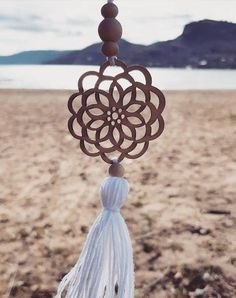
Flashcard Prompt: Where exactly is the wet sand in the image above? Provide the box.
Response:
[0,89,235,297]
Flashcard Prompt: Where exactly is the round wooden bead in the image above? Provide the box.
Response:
[109,163,125,177]
[102,42,119,57]
[98,18,122,42]
[101,3,118,18]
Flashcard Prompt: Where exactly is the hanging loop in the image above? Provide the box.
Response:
[108,56,116,66]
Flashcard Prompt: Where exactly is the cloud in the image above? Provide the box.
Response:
[67,17,96,27]
[0,13,47,32]
[0,12,83,36]
[0,13,40,22]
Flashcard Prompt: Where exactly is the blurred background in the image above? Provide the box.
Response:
[0,0,236,89]
[0,0,235,297]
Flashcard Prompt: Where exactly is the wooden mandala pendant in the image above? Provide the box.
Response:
[67,1,166,164]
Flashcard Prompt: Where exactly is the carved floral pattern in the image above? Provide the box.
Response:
[68,60,165,163]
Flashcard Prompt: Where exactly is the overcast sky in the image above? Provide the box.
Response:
[0,0,236,55]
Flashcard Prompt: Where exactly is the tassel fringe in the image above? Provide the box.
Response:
[56,209,134,298]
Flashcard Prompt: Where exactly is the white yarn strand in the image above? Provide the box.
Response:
[56,177,134,298]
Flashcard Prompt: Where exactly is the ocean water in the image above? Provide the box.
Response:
[0,65,235,90]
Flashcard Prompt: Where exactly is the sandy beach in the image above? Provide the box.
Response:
[0,89,235,298]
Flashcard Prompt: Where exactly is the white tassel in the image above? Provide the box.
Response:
[56,177,134,298]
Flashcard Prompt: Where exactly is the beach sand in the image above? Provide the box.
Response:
[0,89,235,297]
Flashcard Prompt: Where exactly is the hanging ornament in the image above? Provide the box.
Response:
[56,1,165,297]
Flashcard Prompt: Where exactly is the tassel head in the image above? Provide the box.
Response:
[101,177,129,211]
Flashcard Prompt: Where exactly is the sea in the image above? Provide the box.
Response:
[0,65,235,90]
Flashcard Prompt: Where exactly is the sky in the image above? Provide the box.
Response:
[0,0,236,55]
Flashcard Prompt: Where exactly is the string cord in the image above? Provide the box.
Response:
[108,56,116,66]
[107,0,117,65]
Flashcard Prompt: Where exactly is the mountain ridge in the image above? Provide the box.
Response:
[0,19,235,69]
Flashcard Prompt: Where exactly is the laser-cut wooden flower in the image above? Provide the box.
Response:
[68,60,165,163]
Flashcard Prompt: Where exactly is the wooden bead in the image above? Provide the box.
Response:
[109,163,125,177]
[98,18,122,42]
[101,3,118,18]
[102,42,119,57]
